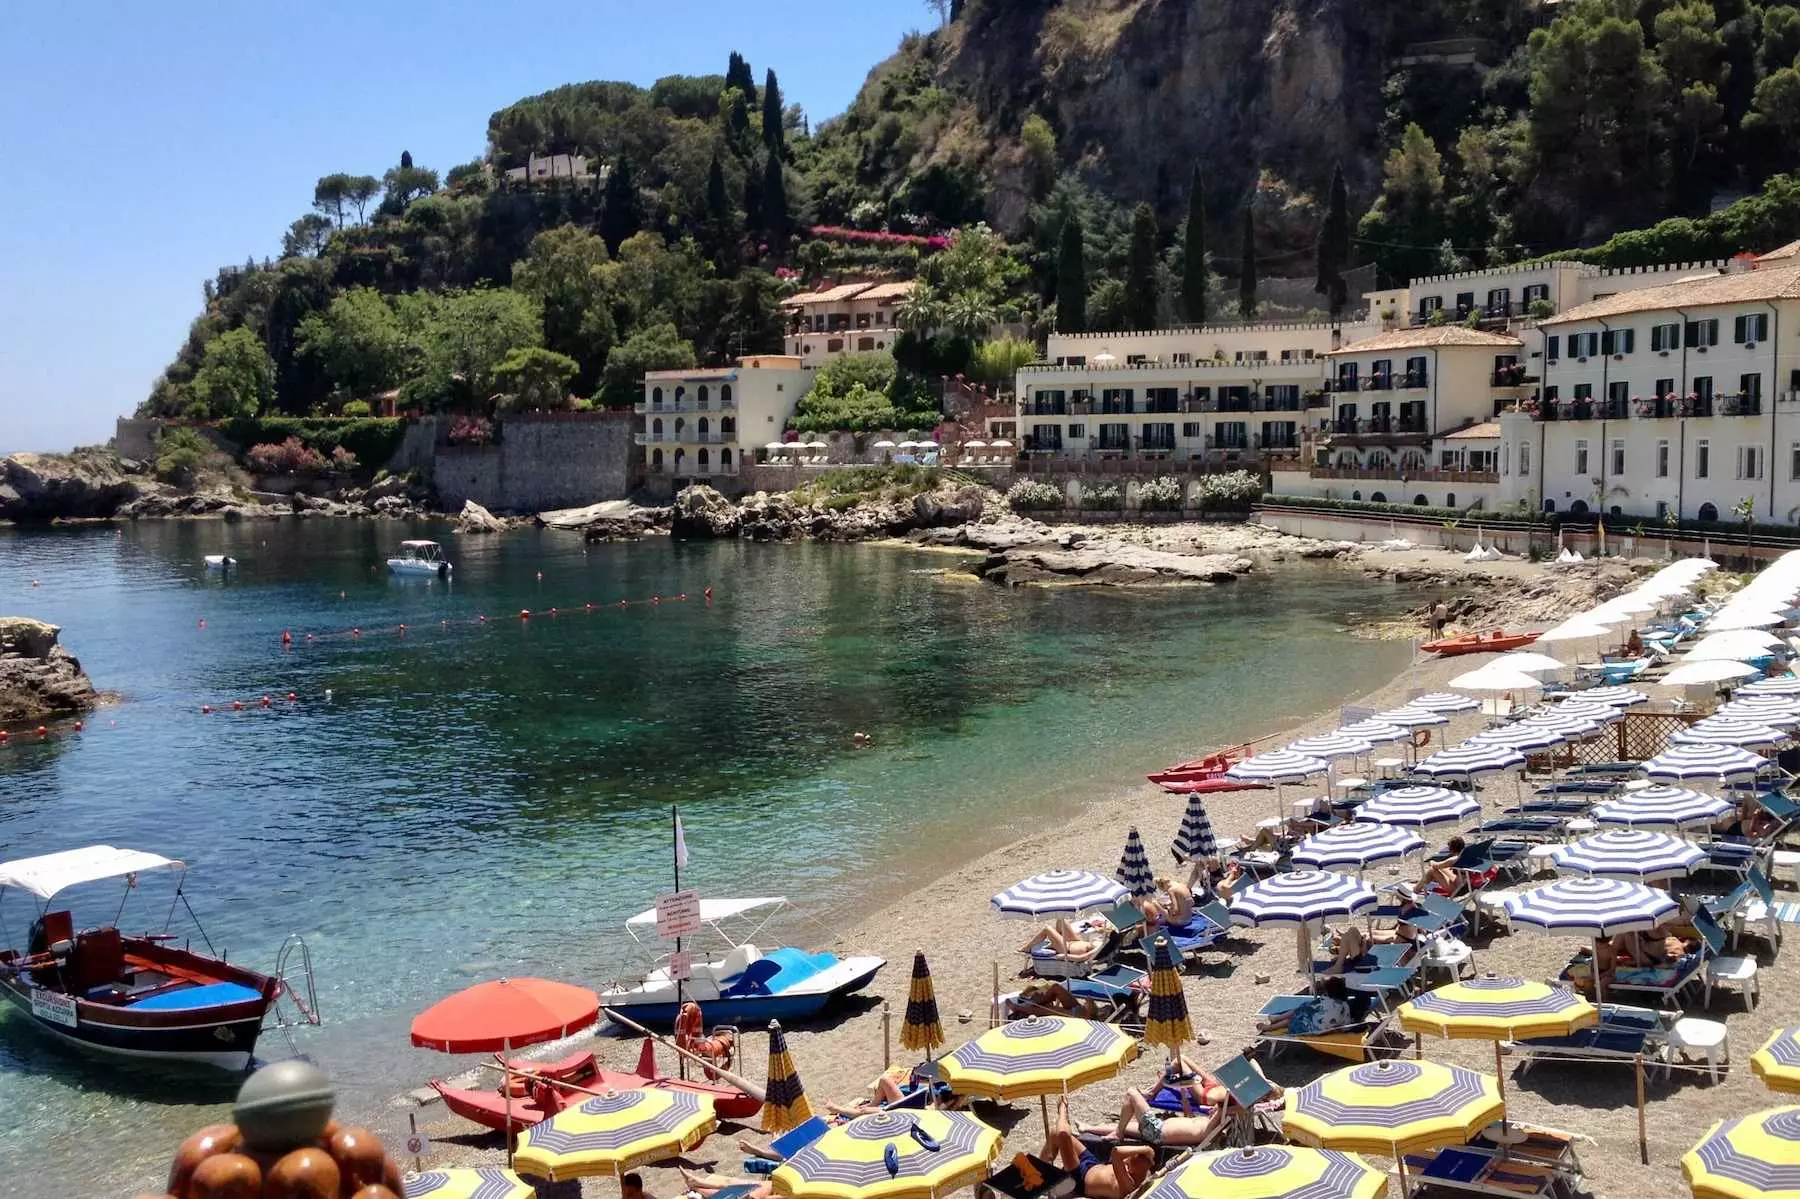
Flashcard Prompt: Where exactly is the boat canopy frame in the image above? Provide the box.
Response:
[0,846,209,959]
[622,896,790,954]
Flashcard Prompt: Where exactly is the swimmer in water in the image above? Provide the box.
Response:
[852,731,871,747]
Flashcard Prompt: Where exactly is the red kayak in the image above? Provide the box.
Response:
[1421,631,1541,656]
[1154,777,1272,795]
[432,1038,763,1131]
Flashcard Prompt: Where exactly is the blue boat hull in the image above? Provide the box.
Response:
[604,962,882,1029]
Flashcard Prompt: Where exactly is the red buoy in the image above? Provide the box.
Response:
[201,705,212,715]
[287,692,297,701]
[519,609,531,619]
[260,695,271,708]
[231,701,243,711]
[281,630,293,645]
[36,726,47,738]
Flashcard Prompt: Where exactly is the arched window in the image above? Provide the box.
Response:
[1336,451,1357,467]
[1399,450,1426,472]
[1366,450,1391,469]
[1371,491,1388,503]
[698,385,709,406]
[652,418,663,438]
[1544,498,1557,513]
[652,448,664,469]
[721,448,733,467]
[652,387,663,407]
[698,417,709,438]
[1570,500,1590,515]
[674,417,686,437]
[1413,494,1429,507]
[1352,491,1362,501]
[674,448,687,471]
[721,384,733,405]
[721,416,736,437]
[697,448,709,468]
[1699,502,1719,521]
[1446,494,1456,508]
[674,386,686,403]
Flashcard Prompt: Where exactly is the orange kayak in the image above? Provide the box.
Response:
[1421,631,1541,656]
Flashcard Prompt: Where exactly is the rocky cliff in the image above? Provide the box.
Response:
[0,619,98,724]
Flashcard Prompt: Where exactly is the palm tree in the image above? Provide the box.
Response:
[943,293,999,340]
[897,287,945,338]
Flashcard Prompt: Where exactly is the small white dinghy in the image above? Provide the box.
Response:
[387,539,452,578]
[203,555,235,570]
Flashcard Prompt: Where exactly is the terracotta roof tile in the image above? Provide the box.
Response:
[1542,262,1800,324]
[1328,326,1523,353]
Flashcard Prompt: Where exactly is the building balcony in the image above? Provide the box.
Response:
[634,399,737,415]
[1491,366,1535,387]
[1309,464,1498,484]
[636,431,734,445]
[1319,417,1430,437]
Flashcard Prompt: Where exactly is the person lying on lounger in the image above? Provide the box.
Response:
[1323,924,1371,974]
[1369,884,1425,945]
[680,1167,772,1199]
[1258,976,1357,1036]
[1021,919,1106,961]
[1043,1096,1155,1199]
[1010,979,1106,1020]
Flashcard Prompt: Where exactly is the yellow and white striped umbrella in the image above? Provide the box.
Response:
[771,1109,1002,1199]
[404,1167,536,1199]
[1285,1058,1503,1158]
[513,1087,716,1182]
[1684,1106,1800,1199]
[1142,1146,1386,1199]
[938,1015,1139,1101]
[1753,1029,1800,1095]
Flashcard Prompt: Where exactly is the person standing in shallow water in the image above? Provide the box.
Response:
[852,731,871,747]
[1429,601,1449,637]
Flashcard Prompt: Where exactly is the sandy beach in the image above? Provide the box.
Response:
[397,543,1760,1199]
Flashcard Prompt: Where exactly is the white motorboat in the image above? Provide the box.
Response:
[203,555,235,570]
[387,540,452,578]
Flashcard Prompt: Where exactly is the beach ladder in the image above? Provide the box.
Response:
[266,932,322,1050]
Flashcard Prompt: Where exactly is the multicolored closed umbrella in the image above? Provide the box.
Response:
[991,870,1128,918]
[1753,1029,1800,1095]
[1292,822,1425,873]
[1142,934,1191,1051]
[763,1019,816,1134]
[1551,829,1707,882]
[900,951,945,1059]
[771,1109,1002,1199]
[514,1088,717,1182]
[1354,785,1479,829]
[1683,1106,1800,1199]
[1593,785,1734,832]
[1142,1146,1386,1199]
[1117,826,1155,899]
[1171,794,1218,864]
[405,1168,536,1199]
[939,1015,1139,1101]
[1395,977,1596,1101]
[1285,1059,1504,1195]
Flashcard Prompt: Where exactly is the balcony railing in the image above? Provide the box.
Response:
[1530,393,1764,420]
[1320,417,1430,436]
[1309,465,1499,484]
[636,431,734,444]
[635,398,737,415]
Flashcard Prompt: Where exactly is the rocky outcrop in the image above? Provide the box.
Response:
[670,486,745,539]
[0,619,98,724]
[967,547,1255,588]
[1,450,156,521]
[118,484,277,521]
[538,500,671,541]
[912,486,986,528]
[456,499,508,534]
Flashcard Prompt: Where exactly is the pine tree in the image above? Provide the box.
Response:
[599,154,642,253]
[762,153,790,258]
[1181,166,1208,325]
[1238,206,1258,322]
[762,69,786,160]
[1315,163,1351,320]
[725,52,757,107]
[1056,215,1087,333]
[1125,203,1159,331]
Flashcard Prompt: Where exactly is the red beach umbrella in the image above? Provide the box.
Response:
[410,977,600,1053]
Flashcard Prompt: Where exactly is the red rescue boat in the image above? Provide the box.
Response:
[1421,630,1541,656]
[1147,744,1271,793]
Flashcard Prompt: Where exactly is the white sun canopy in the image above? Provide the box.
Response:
[624,896,786,927]
[0,846,184,900]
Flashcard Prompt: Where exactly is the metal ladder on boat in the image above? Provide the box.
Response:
[265,933,322,1056]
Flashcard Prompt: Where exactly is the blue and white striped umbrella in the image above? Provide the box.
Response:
[1551,830,1707,882]
[1413,743,1528,779]
[1719,698,1800,728]
[1354,786,1480,829]
[1571,685,1651,708]
[1465,724,1572,753]
[1377,705,1451,728]
[1228,870,1379,930]
[1673,716,1789,749]
[1117,827,1156,899]
[1513,712,1604,740]
[1543,701,1627,725]
[992,870,1129,918]
[1171,794,1219,864]
[1337,719,1412,745]
[1501,877,1679,939]
[1592,785,1734,831]
[1286,733,1375,762]
[1292,823,1426,872]
[1408,692,1482,714]
[1641,742,1768,782]
[1225,749,1330,784]
[1739,677,1800,697]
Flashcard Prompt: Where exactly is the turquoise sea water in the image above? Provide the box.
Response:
[0,520,1418,1192]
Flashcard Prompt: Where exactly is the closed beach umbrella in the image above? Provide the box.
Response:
[1117,826,1155,899]
[1674,716,1789,749]
[1413,743,1527,781]
[1740,678,1800,697]
[1395,976,1596,1102]
[1682,1107,1800,1199]
[1229,870,1379,931]
[1663,659,1762,687]
[514,1088,717,1182]
[410,977,599,1054]
[900,951,944,1058]
[1354,785,1479,829]
[1377,705,1451,728]
[1171,795,1218,864]
[1284,1058,1504,1163]
[1502,877,1677,940]
[1143,1146,1386,1199]
[1407,692,1482,714]
[1142,933,1192,1051]
[763,1019,815,1134]
[1753,1030,1800,1096]
[1551,830,1706,882]
[1642,743,1768,784]
[939,1015,1139,1101]
[1593,785,1734,831]
[1286,732,1375,761]
[992,870,1128,918]
[405,1168,536,1199]
[772,1110,1001,1199]
[1574,685,1652,708]
[1292,823,1425,873]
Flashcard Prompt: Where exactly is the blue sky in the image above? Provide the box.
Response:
[0,2,930,453]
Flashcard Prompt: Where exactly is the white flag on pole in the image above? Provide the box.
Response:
[674,812,689,871]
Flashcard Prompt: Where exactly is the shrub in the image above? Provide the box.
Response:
[1007,480,1063,511]
[217,415,406,470]
[1082,483,1124,510]
[154,427,214,485]
[339,399,372,418]
[329,445,359,472]
[1194,470,1263,511]
[1527,298,1556,319]
[246,437,328,475]
[447,416,495,446]
[1136,476,1184,511]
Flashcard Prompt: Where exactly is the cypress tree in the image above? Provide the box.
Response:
[400,149,413,170]
[1315,163,1351,319]
[725,92,752,154]
[725,52,757,107]
[762,153,790,258]
[1238,206,1258,322]
[1181,166,1208,325]
[706,152,736,264]
[762,69,786,160]
[599,154,642,253]
[743,155,764,237]
[1056,215,1087,333]
[1124,203,1158,331]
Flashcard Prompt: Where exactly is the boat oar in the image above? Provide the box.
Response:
[601,1006,767,1101]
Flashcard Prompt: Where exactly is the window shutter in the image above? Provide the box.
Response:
[1600,331,1614,355]
[1547,335,1560,360]
[1735,315,1747,343]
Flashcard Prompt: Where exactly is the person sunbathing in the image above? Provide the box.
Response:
[1324,924,1370,974]
[1043,1096,1155,1199]
[679,1166,771,1199]
[1009,980,1105,1021]
[1259,977,1357,1036]
[1369,885,1425,945]
[1416,837,1467,893]
[1212,860,1246,902]
[1154,876,1195,925]
[1021,919,1105,961]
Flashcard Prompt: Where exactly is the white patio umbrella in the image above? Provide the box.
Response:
[896,440,919,448]
[1228,870,1380,974]
[1489,651,1568,676]
[764,441,788,451]
[1449,666,1547,693]
[1337,719,1412,746]
[1292,824,1426,874]
[1686,630,1786,659]
[1225,749,1330,817]
[1705,609,1789,631]
[1551,830,1707,883]
[1537,618,1615,644]
[989,439,1014,448]
[805,440,830,449]
[1640,742,1768,784]
[1541,700,1626,725]
[1592,785,1733,831]
[1378,705,1451,728]
[1662,659,1761,687]
[963,440,988,449]
[1355,785,1480,829]
[917,440,940,449]
[1671,716,1789,749]
[1570,685,1651,708]
[1286,733,1376,762]
[1501,878,1678,1001]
